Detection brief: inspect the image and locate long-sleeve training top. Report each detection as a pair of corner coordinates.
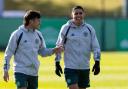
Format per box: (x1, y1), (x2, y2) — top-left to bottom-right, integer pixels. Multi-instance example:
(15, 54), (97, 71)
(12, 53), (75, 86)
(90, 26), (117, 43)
(55, 20), (101, 69)
(4, 25), (54, 76)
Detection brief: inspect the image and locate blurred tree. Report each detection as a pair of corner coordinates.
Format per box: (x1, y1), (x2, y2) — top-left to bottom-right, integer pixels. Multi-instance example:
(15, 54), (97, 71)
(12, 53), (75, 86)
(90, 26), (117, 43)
(5, 0), (122, 17)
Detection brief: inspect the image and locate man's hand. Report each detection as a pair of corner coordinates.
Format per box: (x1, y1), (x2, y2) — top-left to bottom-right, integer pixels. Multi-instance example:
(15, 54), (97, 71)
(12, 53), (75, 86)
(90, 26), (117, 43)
(92, 61), (100, 75)
(53, 45), (63, 54)
(3, 71), (9, 82)
(55, 62), (63, 77)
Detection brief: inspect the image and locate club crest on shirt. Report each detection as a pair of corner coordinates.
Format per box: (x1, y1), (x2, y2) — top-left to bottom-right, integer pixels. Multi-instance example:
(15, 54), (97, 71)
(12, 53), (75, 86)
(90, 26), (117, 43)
(35, 39), (39, 44)
(83, 32), (88, 37)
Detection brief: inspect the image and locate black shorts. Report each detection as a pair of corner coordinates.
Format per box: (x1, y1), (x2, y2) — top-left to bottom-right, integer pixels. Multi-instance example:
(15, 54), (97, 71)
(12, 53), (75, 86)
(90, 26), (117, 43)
(64, 68), (90, 88)
(14, 72), (38, 89)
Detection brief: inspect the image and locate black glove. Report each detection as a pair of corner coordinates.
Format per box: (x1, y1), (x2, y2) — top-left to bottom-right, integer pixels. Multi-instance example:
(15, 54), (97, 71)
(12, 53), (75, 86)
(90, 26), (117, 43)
(55, 61), (63, 77)
(92, 61), (100, 75)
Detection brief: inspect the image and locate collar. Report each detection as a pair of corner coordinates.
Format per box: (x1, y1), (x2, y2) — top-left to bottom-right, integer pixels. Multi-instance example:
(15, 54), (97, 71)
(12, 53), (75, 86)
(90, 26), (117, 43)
(68, 20), (85, 28)
(20, 25), (35, 32)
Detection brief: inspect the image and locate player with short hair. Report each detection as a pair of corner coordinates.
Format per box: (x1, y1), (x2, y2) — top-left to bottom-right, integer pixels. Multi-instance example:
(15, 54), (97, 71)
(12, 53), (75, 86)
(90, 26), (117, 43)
(3, 10), (62, 89)
(55, 6), (101, 89)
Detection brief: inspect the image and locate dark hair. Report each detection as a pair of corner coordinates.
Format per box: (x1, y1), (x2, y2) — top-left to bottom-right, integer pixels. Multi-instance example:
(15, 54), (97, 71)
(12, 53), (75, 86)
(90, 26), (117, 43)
(23, 10), (41, 26)
(72, 6), (85, 12)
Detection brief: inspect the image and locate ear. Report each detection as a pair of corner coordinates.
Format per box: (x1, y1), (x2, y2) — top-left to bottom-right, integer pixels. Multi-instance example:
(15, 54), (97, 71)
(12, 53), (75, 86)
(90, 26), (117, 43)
(83, 12), (85, 16)
(71, 12), (73, 19)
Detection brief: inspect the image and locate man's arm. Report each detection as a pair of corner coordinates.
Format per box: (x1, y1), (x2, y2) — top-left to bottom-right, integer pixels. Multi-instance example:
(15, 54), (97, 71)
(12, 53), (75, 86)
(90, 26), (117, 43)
(38, 31), (63, 57)
(3, 31), (17, 82)
(91, 26), (101, 75)
(54, 25), (67, 77)
(38, 46), (63, 57)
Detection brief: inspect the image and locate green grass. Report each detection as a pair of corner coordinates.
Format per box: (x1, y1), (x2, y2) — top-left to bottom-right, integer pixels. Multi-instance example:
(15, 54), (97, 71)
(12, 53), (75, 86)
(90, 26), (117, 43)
(0, 51), (128, 89)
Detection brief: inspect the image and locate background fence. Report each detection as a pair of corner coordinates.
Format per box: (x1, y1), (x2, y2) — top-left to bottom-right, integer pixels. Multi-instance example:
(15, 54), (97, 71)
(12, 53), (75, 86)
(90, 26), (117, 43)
(0, 18), (128, 51)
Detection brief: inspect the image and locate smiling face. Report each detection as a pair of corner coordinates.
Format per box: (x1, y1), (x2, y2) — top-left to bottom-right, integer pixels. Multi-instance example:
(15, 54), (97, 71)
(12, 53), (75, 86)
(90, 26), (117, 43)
(71, 8), (85, 26)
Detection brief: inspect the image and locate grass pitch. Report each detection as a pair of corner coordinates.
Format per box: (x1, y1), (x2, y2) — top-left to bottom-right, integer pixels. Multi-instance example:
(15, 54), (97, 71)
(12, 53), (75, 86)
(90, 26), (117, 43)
(0, 51), (128, 89)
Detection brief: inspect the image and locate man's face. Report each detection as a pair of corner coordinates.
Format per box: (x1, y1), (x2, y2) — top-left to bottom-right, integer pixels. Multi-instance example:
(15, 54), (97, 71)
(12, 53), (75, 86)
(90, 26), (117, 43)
(71, 9), (85, 24)
(31, 18), (40, 29)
